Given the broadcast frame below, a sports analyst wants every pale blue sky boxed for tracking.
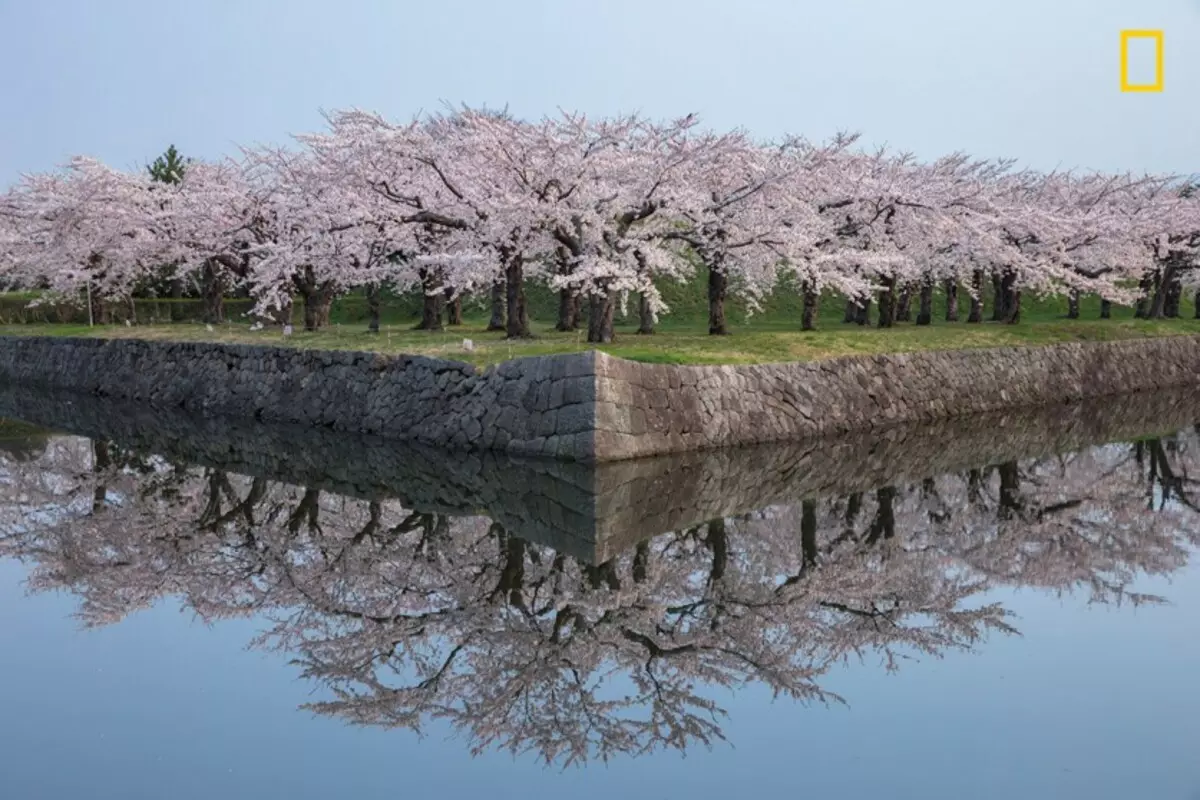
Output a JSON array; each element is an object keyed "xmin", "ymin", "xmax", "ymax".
[{"xmin": 1, "ymin": 0, "xmax": 1197, "ymax": 187}]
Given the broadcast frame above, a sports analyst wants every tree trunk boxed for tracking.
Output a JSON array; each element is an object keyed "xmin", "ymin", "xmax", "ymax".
[
  {"xmin": 1006, "ymin": 289, "xmax": 1022, "ymax": 324},
  {"xmin": 854, "ymin": 294, "xmax": 871, "ymax": 326},
  {"xmin": 505, "ymin": 254, "xmax": 530, "ymax": 339},
  {"xmin": 991, "ymin": 272, "xmax": 1005, "ymax": 321},
  {"xmin": 864, "ymin": 486, "xmax": 896, "ymax": 545},
  {"xmin": 800, "ymin": 499, "xmax": 818, "ymax": 570},
  {"xmin": 1148, "ymin": 264, "xmax": 1174, "ymax": 319},
  {"xmin": 706, "ymin": 518, "xmax": 728, "ymax": 583},
  {"xmin": 1066, "ymin": 289, "xmax": 1080, "ymax": 319},
  {"xmin": 896, "ymin": 287, "xmax": 912, "ymax": 322},
  {"xmin": 445, "ymin": 289, "xmax": 463, "ymax": 326},
  {"xmin": 415, "ymin": 268, "xmax": 444, "ymax": 331},
  {"xmin": 367, "ymin": 283, "xmax": 381, "ymax": 333},
  {"xmin": 1135, "ymin": 272, "xmax": 1155, "ymax": 319},
  {"xmin": 843, "ymin": 296, "xmax": 858, "ymax": 323},
  {"xmin": 1100, "ymin": 298, "xmax": 1112, "ymax": 319},
  {"xmin": 302, "ymin": 285, "xmax": 334, "ymax": 332},
  {"xmin": 1194, "ymin": 289, "xmax": 1200, "ymax": 319},
  {"xmin": 637, "ymin": 292, "xmax": 655, "ymax": 334},
  {"xmin": 998, "ymin": 271, "xmax": 1019, "ymax": 323},
  {"xmin": 556, "ymin": 288, "xmax": 580, "ymax": 332},
  {"xmin": 91, "ymin": 439, "xmax": 112, "ymax": 513},
  {"xmin": 876, "ymin": 277, "xmax": 895, "ymax": 329},
  {"xmin": 708, "ymin": 268, "xmax": 728, "ymax": 335},
  {"xmin": 487, "ymin": 279, "xmax": 506, "ymax": 331},
  {"xmin": 1165, "ymin": 271, "xmax": 1182, "ymax": 318},
  {"xmin": 944, "ymin": 279, "xmax": 959, "ymax": 322},
  {"xmin": 967, "ymin": 270, "xmax": 984, "ymax": 323},
  {"xmin": 587, "ymin": 291, "xmax": 615, "ymax": 343},
  {"xmin": 916, "ymin": 281, "xmax": 933, "ymax": 326},
  {"xmin": 202, "ymin": 258, "xmax": 224, "ymax": 324},
  {"xmin": 801, "ymin": 283, "xmax": 819, "ymax": 331},
  {"xmin": 998, "ymin": 461, "xmax": 1021, "ymax": 521}
]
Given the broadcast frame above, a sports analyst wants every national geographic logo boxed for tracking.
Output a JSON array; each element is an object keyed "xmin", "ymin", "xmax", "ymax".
[{"xmin": 1120, "ymin": 30, "xmax": 1164, "ymax": 92}]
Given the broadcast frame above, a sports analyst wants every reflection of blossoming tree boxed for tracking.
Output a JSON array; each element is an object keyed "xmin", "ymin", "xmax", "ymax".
[{"xmin": 1, "ymin": 426, "xmax": 1198, "ymax": 765}]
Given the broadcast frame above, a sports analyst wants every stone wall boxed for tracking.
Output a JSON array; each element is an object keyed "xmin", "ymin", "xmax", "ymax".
[
  {"xmin": 591, "ymin": 336, "xmax": 1200, "ymax": 460},
  {"xmin": 0, "ymin": 335, "xmax": 597, "ymax": 460},
  {"xmin": 2, "ymin": 334, "xmax": 1200, "ymax": 462}
]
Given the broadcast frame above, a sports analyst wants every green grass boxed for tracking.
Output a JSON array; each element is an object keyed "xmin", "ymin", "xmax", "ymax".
[
  {"xmin": 4, "ymin": 301, "xmax": 1199, "ymax": 368},
  {"xmin": 4, "ymin": 271, "xmax": 1198, "ymax": 366}
]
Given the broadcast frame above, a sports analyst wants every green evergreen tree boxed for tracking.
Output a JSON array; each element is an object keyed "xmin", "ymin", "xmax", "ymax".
[{"xmin": 148, "ymin": 144, "xmax": 189, "ymax": 185}]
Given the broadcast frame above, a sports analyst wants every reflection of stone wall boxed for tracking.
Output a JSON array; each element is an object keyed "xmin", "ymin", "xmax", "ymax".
[
  {"xmin": 3, "ymin": 385, "xmax": 1198, "ymax": 564},
  {"xmin": 3, "ymin": 334, "xmax": 1200, "ymax": 462},
  {"xmin": 592, "ymin": 338, "xmax": 1200, "ymax": 459}
]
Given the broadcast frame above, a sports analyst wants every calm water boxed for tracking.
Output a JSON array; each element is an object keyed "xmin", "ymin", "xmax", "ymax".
[{"xmin": 1, "ymin": 386, "xmax": 1199, "ymax": 799}]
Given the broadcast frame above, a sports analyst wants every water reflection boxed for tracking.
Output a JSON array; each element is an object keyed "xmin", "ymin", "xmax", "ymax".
[{"xmin": 0, "ymin": 387, "xmax": 1198, "ymax": 765}]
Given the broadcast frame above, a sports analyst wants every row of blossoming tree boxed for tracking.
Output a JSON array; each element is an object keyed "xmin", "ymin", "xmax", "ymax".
[{"xmin": 2, "ymin": 108, "xmax": 1199, "ymax": 341}]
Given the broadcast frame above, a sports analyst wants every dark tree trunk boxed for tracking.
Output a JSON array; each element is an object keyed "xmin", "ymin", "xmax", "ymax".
[
  {"xmin": 632, "ymin": 541, "xmax": 650, "ymax": 584},
  {"xmin": 998, "ymin": 461, "xmax": 1022, "ymax": 521},
  {"xmin": 487, "ymin": 279, "xmax": 506, "ymax": 331},
  {"xmin": 587, "ymin": 291, "xmax": 616, "ymax": 343},
  {"xmin": 991, "ymin": 272, "xmax": 1005, "ymax": 321},
  {"xmin": 1066, "ymin": 289, "xmax": 1080, "ymax": 319},
  {"xmin": 1148, "ymin": 264, "xmax": 1175, "ymax": 319},
  {"xmin": 843, "ymin": 296, "xmax": 858, "ymax": 323},
  {"xmin": 967, "ymin": 270, "xmax": 984, "ymax": 323},
  {"xmin": 91, "ymin": 439, "xmax": 111, "ymax": 513},
  {"xmin": 201, "ymin": 258, "xmax": 224, "ymax": 324},
  {"xmin": 88, "ymin": 291, "xmax": 110, "ymax": 325},
  {"xmin": 415, "ymin": 269, "xmax": 444, "ymax": 331},
  {"xmin": 1006, "ymin": 290, "xmax": 1022, "ymax": 324},
  {"xmin": 916, "ymin": 281, "xmax": 933, "ymax": 326},
  {"xmin": 445, "ymin": 289, "xmax": 463, "ymax": 326},
  {"xmin": 1100, "ymin": 298, "xmax": 1112, "ymax": 319},
  {"xmin": 366, "ymin": 283, "xmax": 381, "ymax": 333},
  {"xmin": 1165, "ymin": 271, "xmax": 1182, "ymax": 318},
  {"xmin": 708, "ymin": 268, "xmax": 728, "ymax": 335},
  {"xmin": 844, "ymin": 492, "xmax": 862, "ymax": 529},
  {"xmin": 800, "ymin": 499, "xmax": 818, "ymax": 570},
  {"xmin": 1135, "ymin": 272, "xmax": 1155, "ymax": 319},
  {"xmin": 854, "ymin": 294, "xmax": 871, "ymax": 326},
  {"xmin": 301, "ymin": 290, "xmax": 334, "ymax": 331},
  {"xmin": 966, "ymin": 468, "xmax": 984, "ymax": 505},
  {"xmin": 300, "ymin": 270, "xmax": 335, "ymax": 332},
  {"xmin": 944, "ymin": 279, "xmax": 959, "ymax": 322},
  {"xmin": 706, "ymin": 518, "xmax": 728, "ymax": 583},
  {"xmin": 1194, "ymin": 289, "xmax": 1200, "ymax": 319},
  {"xmin": 896, "ymin": 286, "xmax": 913, "ymax": 322},
  {"xmin": 637, "ymin": 292, "xmax": 655, "ymax": 334},
  {"xmin": 998, "ymin": 271, "xmax": 1019, "ymax": 323},
  {"xmin": 801, "ymin": 283, "xmax": 819, "ymax": 331},
  {"xmin": 556, "ymin": 288, "xmax": 580, "ymax": 332},
  {"xmin": 169, "ymin": 278, "xmax": 184, "ymax": 299},
  {"xmin": 505, "ymin": 254, "xmax": 530, "ymax": 339},
  {"xmin": 864, "ymin": 486, "xmax": 896, "ymax": 545},
  {"xmin": 877, "ymin": 277, "xmax": 896, "ymax": 329}
]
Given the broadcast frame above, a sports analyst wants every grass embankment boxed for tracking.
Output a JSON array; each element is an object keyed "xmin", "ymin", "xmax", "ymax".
[{"xmin": 3, "ymin": 294, "xmax": 1199, "ymax": 369}]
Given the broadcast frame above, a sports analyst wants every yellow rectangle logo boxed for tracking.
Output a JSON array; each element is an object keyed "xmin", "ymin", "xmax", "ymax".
[{"xmin": 1120, "ymin": 30, "xmax": 1164, "ymax": 92}]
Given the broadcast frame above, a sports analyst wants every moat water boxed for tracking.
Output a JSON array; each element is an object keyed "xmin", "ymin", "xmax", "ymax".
[{"xmin": 1, "ymin": 386, "xmax": 1198, "ymax": 799}]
